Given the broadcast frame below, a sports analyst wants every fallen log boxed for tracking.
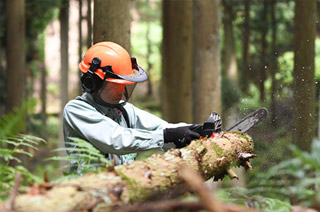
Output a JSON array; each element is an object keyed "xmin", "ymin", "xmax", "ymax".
[{"xmin": 1, "ymin": 132, "xmax": 255, "ymax": 212}]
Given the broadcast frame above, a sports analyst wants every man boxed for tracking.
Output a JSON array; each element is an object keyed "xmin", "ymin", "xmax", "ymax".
[{"xmin": 63, "ymin": 41, "xmax": 209, "ymax": 170}]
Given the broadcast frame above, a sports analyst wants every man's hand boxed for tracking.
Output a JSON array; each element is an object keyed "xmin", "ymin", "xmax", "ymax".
[{"xmin": 163, "ymin": 125, "xmax": 201, "ymax": 148}]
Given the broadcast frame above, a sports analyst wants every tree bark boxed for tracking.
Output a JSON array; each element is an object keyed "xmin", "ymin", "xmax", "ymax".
[
  {"xmin": 258, "ymin": 0, "xmax": 268, "ymax": 103},
  {"xmin": 223, "ymin": 0, "xmax": 238, "ymax": 87},
  {"xmin": 78, "ymin": 0, "xmax": 83, "ymax": 96},
  {"xmin": 40, "ymin": 62, "xmax": 47, "ymax": 139},
  {"xmin": 146, "ymin": 20, "xmax": 153, "ymax": 96},
  {"xmin": 93, "ymin": 0, "xmax": 131, "ymax": 51},
  {"xmin": 162, "ymin": 0, "xmax": 193, "ymax": 123},
  {"xmin": 59, "ymin": 0, "xmax": 70, "ymax": 168},
  {"xmin": 192, "ymin": 0, "xmax": 221, "ymax": 123},
  {"xmin": 240, "ymin": 0, "xmax": 250, "ymax": 94},
  {"xmin": 270, "ymin": 0, "xmax": 278, "ymax": 127},
  {"xmin": 1, "ymin": 132, "xmax": 255, "ymax": 212},
  {"xmin": 86, "ymin": 0, "xmax": 92, "ymax": 48},
  {"xmin": 293, "ymin": 0, "xmax": 317, "ymax": 152},
  {"xmin": 5, "ymin": 0, "xmax": 25, "ymax": 113},
  {"xmin": 60, "ymin": 0, "xmax": 69, "ymax": 117}
]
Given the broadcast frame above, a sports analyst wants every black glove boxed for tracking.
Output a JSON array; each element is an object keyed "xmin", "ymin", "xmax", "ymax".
[{"xmin": 163, "ymin": 125, "xmax": 201, "ymax": 148}]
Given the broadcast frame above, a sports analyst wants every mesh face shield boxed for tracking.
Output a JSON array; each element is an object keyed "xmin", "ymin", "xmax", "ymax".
[
  {"xmin": 122, "ymin": 83, "xmax": 137, "ymax": 102},
  {"xmin": 94, "ymin": 80, "xmax": 137, "ymax": 107},
  {"xmin": 86, "ymin": 57, "xmax": 147, "ymax": 107}
]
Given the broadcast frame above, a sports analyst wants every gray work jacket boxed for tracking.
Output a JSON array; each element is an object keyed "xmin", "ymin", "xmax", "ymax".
[{"xmin": 63, "ymin": 93, "xmax": 186, "ymax": 167}]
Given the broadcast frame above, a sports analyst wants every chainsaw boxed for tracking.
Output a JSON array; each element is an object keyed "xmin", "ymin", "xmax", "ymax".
[{"xmin": 195, "ymin": 107, "xmax": 268, "ymax": 137}]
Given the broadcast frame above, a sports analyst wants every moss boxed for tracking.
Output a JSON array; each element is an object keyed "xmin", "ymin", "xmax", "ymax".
[
  {"xmin": 211, "ymin": 143, "xmax": 223, "ymax": 157},
  {"xmin": 232, "ymin": 131, "xmax": 251, "ymax": 143},
  {"xmin": 114, "ymin": 168, "xmax": 144, "ymax": 202}
]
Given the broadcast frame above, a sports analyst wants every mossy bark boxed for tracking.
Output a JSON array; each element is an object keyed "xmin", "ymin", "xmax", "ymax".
[{"xmin": 1, "ymin": 132, "xmax": 255, "ymax": 212}]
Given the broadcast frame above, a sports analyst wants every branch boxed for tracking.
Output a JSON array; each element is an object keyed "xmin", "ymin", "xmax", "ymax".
[
  {"xmin": 179, "ymin": 165, "xmax": 258, "ymax": 212},
  {"xmin": 179, "ymin": 165, "xmax": 225, "ymax": 212},
  {"xmin": 5, "ymin": 172, "xmax": 22, "ymax": 211}
]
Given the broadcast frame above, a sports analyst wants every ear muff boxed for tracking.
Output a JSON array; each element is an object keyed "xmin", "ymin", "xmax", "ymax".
[
  {"xmin": 81, "ymin": 57, "xmax": 104, "ymax": 93},
  {"xmin": 81, "ymin": 73, "xmax": 103, "ymax": 93}
]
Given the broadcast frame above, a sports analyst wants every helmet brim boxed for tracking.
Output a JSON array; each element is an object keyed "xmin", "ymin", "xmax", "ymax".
[{"xmin": 116, "ymin": 65, "xmax": 148, "ymax": 83}]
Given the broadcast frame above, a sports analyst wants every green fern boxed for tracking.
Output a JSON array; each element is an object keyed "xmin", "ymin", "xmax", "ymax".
[
  {"xmin": 0, "ymin": 135, "xmax": 45, "ymax": 199},
  {"xmin": 47, "ymin": 137, "xmax": 111, "ymax": 176},
  {"xmin": 0, "ymin": 100, "xmax": 35, "ymax": 140},
  {"xmin": 0, "ymin": 100, "xmax": 45, "ymax": 200},
  {"xmin": 0, "ymin": 134, "xmax": 46, "ymax": 162},
  {"xmin": 248, "ymin": 139, "xmax": 320, "ymax": 207}
]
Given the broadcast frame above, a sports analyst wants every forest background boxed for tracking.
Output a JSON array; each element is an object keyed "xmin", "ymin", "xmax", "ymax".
[{"xmin": 1, "ymin": 0, "xmax": 320, "ymax": 211}]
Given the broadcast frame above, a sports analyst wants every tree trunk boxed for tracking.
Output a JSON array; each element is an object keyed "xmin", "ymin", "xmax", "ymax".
[
  {"xmin": 40, "ymin": 62, "xmax": 47, "ymax": 139},
  {"xmin": 162, "ymin": 0, "xmax": 193, "ymax": 123},
  {"xmin": 59, "ymin": 0, "xmax": 69, "ymax": 165},
  {"xmin": 192, "ymin": 0, "xmax": 221, "ymax": 124},
  {"xmin": 223, "ymin": 0, "xmax": 238, "ymax": 87},
  {"xmin": 5, "ymin": 0, "xmax": 25, "ymax": 113},
  {"xmin": 93, "ymin": 0, "xmax": 131, "ymax": 52},
  {"xmin": 270, "ymin": 0, "xmax": 278, "ymax": 126},
  {"xmin": 293, "ymin": 0, "xmax": 317, "ymax": 152},
  {"xmin": 0, "ymin": 0, "xmax": 5, "ymax": 115},
  {"xmin": 78, "ymin": 0, "xmax": 83, "ymax": 96},
  {"xmin": 240, "ymin": 0, "xmax": 250, "ymax": 94},
  {"xmin": 60, "ymin": 0, "xmax": 69, "ymax": 115},
  {"xmin": 258, "ymin": 0, "xmax": 268, "ymax": 103},
  {"xmin": 0, "ymin": 50, "xmax": 5, "ymax": 116},
  {"xmin": 86, "ymin": 0, "xmax": 92, "ymax": 48},
  {"xmin": 146, "ymin": 21, "xmax": 153, "ymax": 96},
  {"xmin": 2, "ymin": 132, "xmax": 255, "ymax": 212}
]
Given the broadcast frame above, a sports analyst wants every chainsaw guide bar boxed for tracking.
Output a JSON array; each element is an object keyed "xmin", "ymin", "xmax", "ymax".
[{"xmin": 227, "ymin": 107, "xmax": 268, "ymax": 133}]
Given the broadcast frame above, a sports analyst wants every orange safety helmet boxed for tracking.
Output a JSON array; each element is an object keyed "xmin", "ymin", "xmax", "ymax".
[{"xmin": 79, "ymin": 41, "xmax": 148, "ymax": 93}]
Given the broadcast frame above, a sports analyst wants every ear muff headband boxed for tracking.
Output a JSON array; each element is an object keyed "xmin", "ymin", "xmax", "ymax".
[{"xmin": 81, "ymin": 57, "xmax": 104, "ymax": 93}]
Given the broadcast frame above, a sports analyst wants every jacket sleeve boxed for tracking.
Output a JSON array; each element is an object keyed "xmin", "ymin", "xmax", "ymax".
[
  {"xmin": 125, "ymin": 103, "xmax": 189, "ymax": 131},
  {"xmin": 63, "ymin": 100, "xmax": 166, "ymax": 155},
  {"xmin": 124, "ymin": 103, "xmax": 190, "ymax": 151}
]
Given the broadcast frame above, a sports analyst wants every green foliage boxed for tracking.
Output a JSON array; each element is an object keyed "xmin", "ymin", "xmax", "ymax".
[
  {"xmin": 47, "ymin": 137, "xmax": 111, "ymax": 177},
  {"xmin": 133, "ymin": 0, "xmax": 161, "ymax": 22},
  {"xmin": 247, "ymin": 139, "xmax": 320, "ymax": 208},
  {"xmin": 216, "ymin": 188, "xmax": 292, "ymax": 212},
  {"xmin": 0, "ymin": 0, "xmax": 60, "ymax": 47},
  {"xmin": 26, "ymin": 0, "xmax": 61, "ymax": 38},
  {"xmin": 132, "ymin": 0, "xmax": 162, "ymax": 84},
  {"xmin": 0, "ymin": 100, "xmax": 36, "ymax": 139},
  {"xmin": 0, "ymin": 102, "xmax": 45, "ymax": 200},
  {"xmin": 132, "ymin": 22, "xmax": 162, "ymax": 81},
  {"xmin": 276, "ymin": 51, "xmax": 294, "ymax": 85},
  {"xmin": 238, "ymin": 83, "xmax": 268, "ymax": 114},
  {"xmin": 275, "ymin": 1, "xmax": 295, "ymax": 53}
]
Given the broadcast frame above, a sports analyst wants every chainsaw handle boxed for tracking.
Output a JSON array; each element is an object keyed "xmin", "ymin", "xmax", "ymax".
[{"xmin": 192, "ymin": 112, "xmax": 222, "ymax": 137}]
